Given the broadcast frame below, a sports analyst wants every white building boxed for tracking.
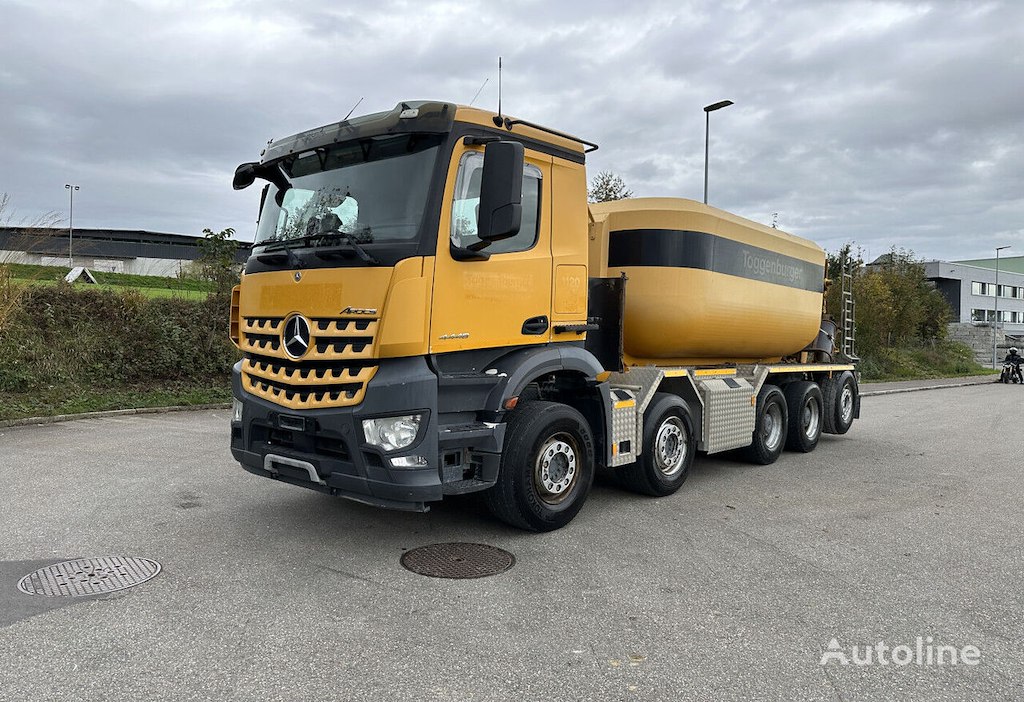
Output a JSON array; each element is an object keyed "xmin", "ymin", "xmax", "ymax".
[
  {"xmin": 0, "ymin": 227, "xmax": 248, "ymax": 277},
  {"xmin": 923, "ymin": 260, "xmax": 1024, "ymax": 335}
]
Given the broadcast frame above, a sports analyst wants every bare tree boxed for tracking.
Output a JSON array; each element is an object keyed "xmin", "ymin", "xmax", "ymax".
[{"xmin": 1, "ymin": 193, "xmax": 63, "ymax": 329}]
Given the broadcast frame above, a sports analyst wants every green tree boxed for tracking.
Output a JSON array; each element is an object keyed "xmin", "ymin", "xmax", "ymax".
[
  {"xmin": 588, "ymin": 171, "xmax": 633, "ymax": 203},
  {"xmin": 827, "ymin": 245, "xmax": 951, "ymax": 354},
  {"xmin": 196, "ymin": 227, "xmax": 241, "ymax": 299}
]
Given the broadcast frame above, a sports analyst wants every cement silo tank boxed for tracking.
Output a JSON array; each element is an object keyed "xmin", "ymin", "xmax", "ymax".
[{"xmin": 588, "ymin": 198, "xmax": 826, "ymax": 365}]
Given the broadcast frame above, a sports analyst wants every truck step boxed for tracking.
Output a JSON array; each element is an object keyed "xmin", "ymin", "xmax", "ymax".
[
  {"xmin": 439, "ymin": 422, "xmax": 500, "ymax": 448},
  {"xmin": 441, "ymin": 478, "xmax": 493, "ymax": 495}
]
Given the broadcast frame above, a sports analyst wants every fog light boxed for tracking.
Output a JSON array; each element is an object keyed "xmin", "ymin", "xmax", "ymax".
[
  {"xmin": 390, "ymin": 455, "xmax": 428, "ymax": 469},
  {"xmin": 362, "ymin": 414, "xmax": 422, "ymax": 452},
  {"xmin": 232, "ymin": 399, "xmax": 243, "ymax": 423}
]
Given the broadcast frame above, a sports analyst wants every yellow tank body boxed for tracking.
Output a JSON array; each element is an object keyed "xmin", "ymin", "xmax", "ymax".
[{"xmin": 589, "ymin": 198, "xmax": 826, "ymax": 366}]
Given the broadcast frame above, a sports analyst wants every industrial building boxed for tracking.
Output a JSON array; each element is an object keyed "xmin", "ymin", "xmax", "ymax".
[{"xmin": 0, "ymin": 227, "xmax": 249, "ymax": 278}]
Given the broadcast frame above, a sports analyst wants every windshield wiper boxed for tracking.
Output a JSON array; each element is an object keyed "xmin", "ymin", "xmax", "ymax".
[
  {"xmin": 258, "ymin": 229, "xmax": 380, "ymax": 265},
  {"xmin": 256, "ymin": 237, "xmax": 303, "ymax": 268},
  {"xmin": 315, "ymin": 228, "xmax": 380, "ymax": 265}
]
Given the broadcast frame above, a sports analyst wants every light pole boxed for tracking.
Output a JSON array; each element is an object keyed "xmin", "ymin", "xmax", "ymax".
[
  {"xmin": 703, "ymin": 100, "xmax": 733, "ymax": 204},
  {"xmin": 992, "ymin": 245, "xmax": 1011, "ymax": 367},
  {"xmin": 65, "ymin": 184, "xmax": 80, "ymax": 268}
]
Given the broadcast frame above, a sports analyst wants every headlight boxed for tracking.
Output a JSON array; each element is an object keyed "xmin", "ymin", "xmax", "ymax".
[
  {"xmin": 232, "ymin": 399, "xmax": 243, "ymax": 423},
  {"xmin": 362, "ymin": 414, "xmax": 422, "ymax": 452}
]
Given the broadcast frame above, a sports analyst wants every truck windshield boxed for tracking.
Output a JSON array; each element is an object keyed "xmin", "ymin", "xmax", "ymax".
[{"xmin": 253, "ymin": 133, "xmax": 443, "ymax": 247}]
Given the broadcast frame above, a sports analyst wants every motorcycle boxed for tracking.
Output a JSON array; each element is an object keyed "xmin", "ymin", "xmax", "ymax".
[{"xmin": 1000, "ymin": 360, "xmax": 1023, "ymax": 384}]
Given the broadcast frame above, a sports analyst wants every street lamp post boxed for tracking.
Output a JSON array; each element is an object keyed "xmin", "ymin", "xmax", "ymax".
[
  {"xmin": 703, "ymin": 100, "xmax": 733, "ymax": 204},
  {"xmin": 993, "ymin": 245, "xmax": 1010, "ymax": 368},
  {"xmin": 65, "ymin": 184, "xmax": 80, "ymax": 268}
]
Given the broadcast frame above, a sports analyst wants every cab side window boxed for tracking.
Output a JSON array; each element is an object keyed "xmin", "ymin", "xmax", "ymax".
[{"xmin": 450, "ymin": 151, "xmax": 542, "ymax": 255}]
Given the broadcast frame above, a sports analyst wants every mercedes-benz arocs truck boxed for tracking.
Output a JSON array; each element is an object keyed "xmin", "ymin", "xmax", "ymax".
[{"xmin": 228, "ymin": 100, "xmax": 860, "ymax": 531}]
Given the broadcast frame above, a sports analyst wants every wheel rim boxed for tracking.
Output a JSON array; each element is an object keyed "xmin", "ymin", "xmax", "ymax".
[
  {"xmin": 802, "ymin": 397, "xmax": 820, "ymax": 440},
  {"xmin": 534, "ymin": 432, "xmax": 579, "ymax": 505},
  {"xmin": 840, "ymin": 385, "xmax": 854, "ymax": 424},
  {"xmin": 763, "ymin": 402, "xmax": 783, "ymax": 452},
  {"xmin": 654, "ymin": 416, "xmax": 688, "ymax": 477}
]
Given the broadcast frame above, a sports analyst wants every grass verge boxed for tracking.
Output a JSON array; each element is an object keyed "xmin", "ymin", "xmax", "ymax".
[
  {"xmin": 11, "ymin": 277, "xmax": 208, "ymax": 299},
  {"xmin": 858, "ymin": 340, "xmax": 998, "ymax": 382},
  {"xmin": 6, "ymin": 262, "xmax": 214, "ymax": 292},
  {"xmin": 0, "ymin": 382, "xmax": 232, "ymax": 422}
]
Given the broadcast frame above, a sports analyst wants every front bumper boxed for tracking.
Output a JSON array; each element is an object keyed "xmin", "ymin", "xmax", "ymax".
[{"xmin": 231, "ymin": 356, "xmax": 442, "ymax": 511}]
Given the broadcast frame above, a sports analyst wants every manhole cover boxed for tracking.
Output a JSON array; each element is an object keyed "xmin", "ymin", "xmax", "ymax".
[
  {"xmin": 401, "ymin": 543, "xmax": 515, "ymax": 579},
  {"xmin": 17, "ymin": 557, "xmax": 161, "ymax": 597}
]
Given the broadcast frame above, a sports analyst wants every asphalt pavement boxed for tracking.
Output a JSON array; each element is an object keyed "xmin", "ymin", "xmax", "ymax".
[{"xmin": 1, "ymin": 383, "xmax": 1022, "ymax": 701}]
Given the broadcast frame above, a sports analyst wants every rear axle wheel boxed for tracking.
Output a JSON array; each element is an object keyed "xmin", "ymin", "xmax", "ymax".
[
  {"xmin": 783, "ymin": 381, "xmax": 823, "ymax": 452},
  {"xmin": 744, "ymin": 384, "xmax": 788, "ymax": 465}
]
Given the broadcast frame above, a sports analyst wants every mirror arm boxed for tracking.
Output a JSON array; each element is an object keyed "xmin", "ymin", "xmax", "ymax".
[{"xmin": 450, "ymin": 244, "xmax": 491, "ymax": 262}]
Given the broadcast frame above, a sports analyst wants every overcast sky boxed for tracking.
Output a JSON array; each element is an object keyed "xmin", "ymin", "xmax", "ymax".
[{"xmin": 2, "ymin": 0, "xmax": 1022, "ymax": 261}]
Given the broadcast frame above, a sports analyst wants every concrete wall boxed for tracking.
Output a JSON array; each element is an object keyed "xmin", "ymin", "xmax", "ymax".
[
  {"xmin": 2, "ymin": 249, "xmax": 189, "ymax": 278},
  {"xmin": 947, "ymin": 322, "xmax": 1018, "ymax": 368}
]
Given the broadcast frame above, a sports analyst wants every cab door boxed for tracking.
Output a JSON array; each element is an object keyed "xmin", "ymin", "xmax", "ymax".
[{"xmin": 430, "ymin": 145, "xmax": 553, "ymax": 354}]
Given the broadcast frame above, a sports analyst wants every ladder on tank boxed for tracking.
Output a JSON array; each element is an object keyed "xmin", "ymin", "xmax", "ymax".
[{"xmin": 840, "ymin": 255, "xmax": 858, "ymax": 361}]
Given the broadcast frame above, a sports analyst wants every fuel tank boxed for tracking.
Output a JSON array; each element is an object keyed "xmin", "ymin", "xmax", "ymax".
[{"xmin": 588, "ymin": 198, "xmax": 826, "ymax": 365}]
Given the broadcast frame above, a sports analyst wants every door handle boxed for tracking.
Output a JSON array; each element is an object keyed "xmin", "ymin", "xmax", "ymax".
[{"xmin": 521, "ymin": 316, "xmax": 549, "ymax": 335}]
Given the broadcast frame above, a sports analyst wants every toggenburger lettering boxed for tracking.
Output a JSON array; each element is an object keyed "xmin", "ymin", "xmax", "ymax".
[{"xmin": 742, "ymin": 249, "xmax": 805, "ymax": 287}]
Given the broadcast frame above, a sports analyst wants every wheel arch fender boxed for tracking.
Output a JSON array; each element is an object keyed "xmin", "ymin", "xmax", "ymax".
[
  {"xmin": 483, "ymin": 346, "xmax": 606, "ymax": 410},
  {"xmin": 482, "ymin": 345, "xmax": 611, "ymax": 464}
]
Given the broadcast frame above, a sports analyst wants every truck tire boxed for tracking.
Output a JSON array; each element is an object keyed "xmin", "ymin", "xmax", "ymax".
[
  {"xmin": 744, "ymin": 384, "xmax": 787, "ymax": 465},
  {"xmin": 783, "ymin": 381, "xmax": 823, "ymax": 453},
  {"xmin": 822, "ymin": 371, "xmax": 858, "ymax": 435},
  {"xmin": 616, "ymin": 393, "xmax": 695, "ymax": 497},
  {"xmin": 482, "ymin": 401, "xmax": 595, "ymax": 532}
]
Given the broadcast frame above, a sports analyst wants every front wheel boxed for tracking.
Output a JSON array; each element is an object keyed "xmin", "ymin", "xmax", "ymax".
[
  {"xmin": 482, "ymin": 401, "xmax": 595, "ymax": 531},
  {"xmin": 616, "ymin": 393, "xmax": 695, "ymax": 497}
]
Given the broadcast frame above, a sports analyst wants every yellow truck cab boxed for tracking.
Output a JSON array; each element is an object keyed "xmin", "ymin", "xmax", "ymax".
[{"xmin": 229, "ymin": 100, "xmax": 859, "ymax": 531}]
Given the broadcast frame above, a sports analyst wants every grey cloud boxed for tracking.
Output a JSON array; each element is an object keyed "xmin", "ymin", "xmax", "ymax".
[{"xmin": 1, "ymin": 0, "xmax": 1021, "ymax": 259}]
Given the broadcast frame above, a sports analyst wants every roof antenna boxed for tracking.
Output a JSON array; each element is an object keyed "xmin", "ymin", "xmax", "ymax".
[
  {"xmin": 469, "ymin": 78, "xmax": 488, "ymax": 107},
  {"xmin": 343, "ymin": 96, "xmax": 364, "ymax": 121},
  {"xmin": 493, "ymin": 57, "xmax": 504, "ymax": 127}
]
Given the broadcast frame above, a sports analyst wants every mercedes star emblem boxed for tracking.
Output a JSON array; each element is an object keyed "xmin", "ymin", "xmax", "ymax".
[{"xmin": 282, "ymin": 314, "xmax": 311, "ymax": 358}]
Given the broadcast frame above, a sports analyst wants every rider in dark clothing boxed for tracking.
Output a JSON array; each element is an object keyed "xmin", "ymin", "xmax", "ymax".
[{"xmin": 1003, "ymin": 347, "xmax": 1023, "ymax": 383}]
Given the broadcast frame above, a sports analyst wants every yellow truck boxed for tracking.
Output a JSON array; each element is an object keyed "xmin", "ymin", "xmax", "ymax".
[{"xmin": 228, "ymin": 100, "xmax": 859, "ymax": 531}]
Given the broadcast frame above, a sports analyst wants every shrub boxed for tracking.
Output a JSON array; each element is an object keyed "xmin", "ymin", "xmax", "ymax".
[{"xmin": 0, "ymin": 284, "xmax": 238, "ymax": 393}]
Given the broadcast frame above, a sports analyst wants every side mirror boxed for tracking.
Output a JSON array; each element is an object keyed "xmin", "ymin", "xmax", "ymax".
[
  {"xmin": 233, "ymin": 162, "xmax": 258, "ymax": 190},
  {"xmin": 476, "ymin": 141, "xmax": 524, "ymax": 242}
]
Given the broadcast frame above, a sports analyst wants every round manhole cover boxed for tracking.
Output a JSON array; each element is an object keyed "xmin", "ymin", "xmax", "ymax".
[
  {"xmin": 401, "ymin": 543, "xmax": 515, "ymax": 579},
  {"xmin": 17, "ymin": 557, "xmax": 162, "ymax": 597}
]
